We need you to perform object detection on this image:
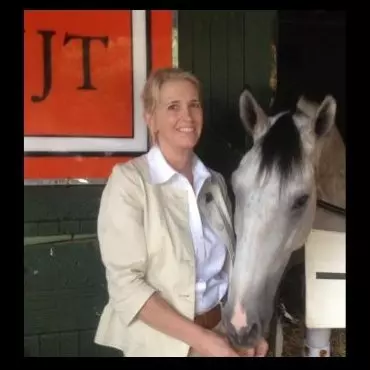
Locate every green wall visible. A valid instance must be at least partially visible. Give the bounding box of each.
[24,10,276,357]
[24,186,120,356]
[178,10,276,179]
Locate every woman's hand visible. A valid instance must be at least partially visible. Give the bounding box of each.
[190,329,240,357]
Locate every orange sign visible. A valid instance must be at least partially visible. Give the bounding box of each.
[24,10,173,182]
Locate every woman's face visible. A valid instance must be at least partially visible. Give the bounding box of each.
[147,79,203,151]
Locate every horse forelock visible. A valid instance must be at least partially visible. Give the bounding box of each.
[257,112,303,187]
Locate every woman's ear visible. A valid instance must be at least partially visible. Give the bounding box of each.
[143,111,152,125]
[145,112,157,133]
[144,111,158,146]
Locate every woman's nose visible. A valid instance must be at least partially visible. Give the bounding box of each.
[182,108,192,121]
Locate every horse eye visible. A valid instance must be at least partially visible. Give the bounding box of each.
[292,194,309,210]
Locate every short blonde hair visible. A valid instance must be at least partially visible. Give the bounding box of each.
[141,67,202,146]
[141,67,201,114]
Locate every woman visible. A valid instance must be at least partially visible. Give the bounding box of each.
[94,67,269,357]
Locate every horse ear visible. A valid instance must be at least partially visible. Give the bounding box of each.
[297,95,337,139]
[239,87,268,141]
[314,95,337,139]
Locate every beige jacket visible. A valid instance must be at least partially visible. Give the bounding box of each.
[94,155,235,357]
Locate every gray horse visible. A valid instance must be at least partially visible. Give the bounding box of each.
[221,87,337,349]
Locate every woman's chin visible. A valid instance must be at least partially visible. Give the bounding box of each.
[176,135,198,149]
[161,133,200,151]
[179,141,198,150]
[172,136,199,150]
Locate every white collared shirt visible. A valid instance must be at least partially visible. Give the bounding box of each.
[146,145,228,314]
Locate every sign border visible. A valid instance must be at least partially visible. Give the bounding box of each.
[24,10,148,155]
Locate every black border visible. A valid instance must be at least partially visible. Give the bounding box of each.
[18,8,364,363]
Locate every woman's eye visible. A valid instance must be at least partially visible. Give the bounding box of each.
[168,103,181,111]
[292,194,309,210]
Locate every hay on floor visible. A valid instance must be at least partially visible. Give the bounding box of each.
[267,315,346,357]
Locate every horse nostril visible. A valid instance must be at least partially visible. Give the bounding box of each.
[223,319,241,342]
[247,323,258,339]
[223,316,262,347]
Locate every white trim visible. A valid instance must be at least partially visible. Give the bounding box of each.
[172,11,178,67]
[24,178,107,186]
[24,10,148,154]
[132,9,148,152]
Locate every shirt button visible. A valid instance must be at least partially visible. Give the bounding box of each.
[217,224,225,231]
[196,280,206,292]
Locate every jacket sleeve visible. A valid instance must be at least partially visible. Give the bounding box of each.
[215,172,234,222]
[97,163,156,326]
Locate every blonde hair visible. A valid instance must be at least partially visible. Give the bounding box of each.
[141,67,202,145]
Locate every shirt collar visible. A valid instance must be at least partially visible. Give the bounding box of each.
[147,145,178,184]
[146,145,211,191]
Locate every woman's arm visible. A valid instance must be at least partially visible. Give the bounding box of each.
[138,292,203,347]
[139,292,239,356]
[97,164,157,326]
